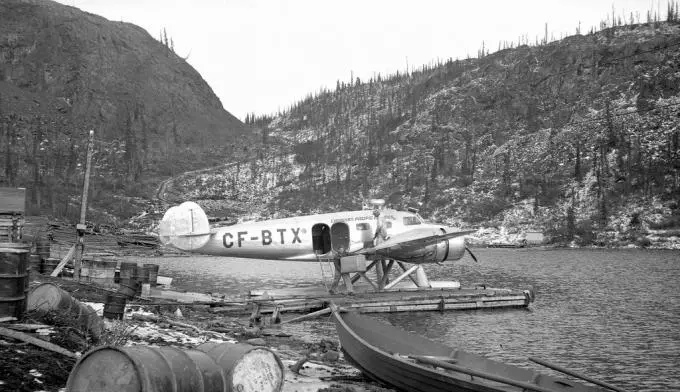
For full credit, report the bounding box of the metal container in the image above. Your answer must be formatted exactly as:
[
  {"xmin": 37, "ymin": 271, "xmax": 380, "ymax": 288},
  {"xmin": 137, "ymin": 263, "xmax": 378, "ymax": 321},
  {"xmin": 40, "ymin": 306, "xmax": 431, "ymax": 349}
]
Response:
[
  {"xmin": 143, "ymin": 263, "xmax": 160, "ymax": 286},
  {"xmin": 132, "ymin": 265, "xmax": 145, "ymax": 295},
  {"xmin": 140, "ymin": 264, "xmax": 151, "ymax": 284},
  {"xmin": 119, "ymin": 262, "xmax": 137, "ymax": 282},
  {"xmin": 197, "ymin": 342, "xmax": 285, "ymax": 392},
  {"xmin": 0, "ymin": 244, "xmax": 29, "ymax": 319},
  {"xmin": 116, "ymin": 279, "xmax": 140, "ymax": 300},
  {"xmin": 67, "ymin": 345, "xmax": 227, "ymax": 392},
  {"xmin": 103, "ymin": 294, "xmax": 126, "ymax": 320},
  {"xmin": 26, "ymin": 283, "xmax": 103, "ymax": 340}
]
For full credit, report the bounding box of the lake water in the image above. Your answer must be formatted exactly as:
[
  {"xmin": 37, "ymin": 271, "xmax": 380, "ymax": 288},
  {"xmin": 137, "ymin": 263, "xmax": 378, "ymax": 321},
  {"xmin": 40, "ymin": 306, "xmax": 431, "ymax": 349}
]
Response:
[{"xmin": 123, "ymin": 248, "xmax": 680, "ymax": 391}]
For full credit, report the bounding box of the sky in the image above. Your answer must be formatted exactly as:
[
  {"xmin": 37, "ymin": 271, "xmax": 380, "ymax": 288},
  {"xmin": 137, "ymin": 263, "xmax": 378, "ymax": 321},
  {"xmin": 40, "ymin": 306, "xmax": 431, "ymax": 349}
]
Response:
[{"xmin": 56, "ymin": 0, "xmax": 668, "ymax": 121}]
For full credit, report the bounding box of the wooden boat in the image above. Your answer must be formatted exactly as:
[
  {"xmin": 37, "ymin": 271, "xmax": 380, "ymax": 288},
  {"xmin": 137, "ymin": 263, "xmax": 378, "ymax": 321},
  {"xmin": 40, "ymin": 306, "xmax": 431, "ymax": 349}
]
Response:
[{"xmin": 331, "ymin": 305, "xmax": 625, "ymax": 392}]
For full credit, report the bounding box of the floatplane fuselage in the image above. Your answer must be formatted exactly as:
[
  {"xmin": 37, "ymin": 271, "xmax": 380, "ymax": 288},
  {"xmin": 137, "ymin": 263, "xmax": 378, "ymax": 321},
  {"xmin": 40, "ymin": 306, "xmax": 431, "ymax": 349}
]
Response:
[{"xmin": 159, "ymin": 201, "xmax": 475, "ymax": 292}]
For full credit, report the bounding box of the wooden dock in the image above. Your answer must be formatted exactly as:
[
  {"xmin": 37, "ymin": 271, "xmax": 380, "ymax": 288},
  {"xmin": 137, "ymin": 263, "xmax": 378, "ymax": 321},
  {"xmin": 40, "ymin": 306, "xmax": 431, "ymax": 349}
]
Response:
[
  {"xmin": 128, "ymin": 280, "xmax": 535, "ymax": 323},
  {"xmin": 244, "ymin": 281, "xmax": 535, "ymax": 319}
]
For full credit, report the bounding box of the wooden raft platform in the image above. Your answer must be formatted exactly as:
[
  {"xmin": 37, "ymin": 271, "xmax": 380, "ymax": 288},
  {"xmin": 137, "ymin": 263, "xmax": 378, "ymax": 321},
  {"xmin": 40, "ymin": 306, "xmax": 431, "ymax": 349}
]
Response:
[
  {"xmin": 246, "ymin": 282, "xmax": 535, "ymax": 316},
  {"xmin": 130, "ymin": 282, "xmax": 534, "ymax": 320}
]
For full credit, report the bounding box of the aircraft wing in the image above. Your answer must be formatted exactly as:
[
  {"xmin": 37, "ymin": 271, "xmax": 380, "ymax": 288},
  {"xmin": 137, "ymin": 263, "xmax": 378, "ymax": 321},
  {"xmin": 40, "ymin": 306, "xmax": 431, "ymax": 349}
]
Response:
[{"xmin": 357, "ymin": 229, "xmax": 477, "ymax": 254}]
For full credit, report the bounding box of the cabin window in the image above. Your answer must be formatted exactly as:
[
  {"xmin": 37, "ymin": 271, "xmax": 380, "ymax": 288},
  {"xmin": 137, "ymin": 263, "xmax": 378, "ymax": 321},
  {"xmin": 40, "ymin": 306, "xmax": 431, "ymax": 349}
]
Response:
[
  {"xmin": 403, "ymin": 216, "xmax": 421, "ymax": 226},
  {"xmin": 356, "ymin": 223, "xmax": 371, "ymax": 231}
]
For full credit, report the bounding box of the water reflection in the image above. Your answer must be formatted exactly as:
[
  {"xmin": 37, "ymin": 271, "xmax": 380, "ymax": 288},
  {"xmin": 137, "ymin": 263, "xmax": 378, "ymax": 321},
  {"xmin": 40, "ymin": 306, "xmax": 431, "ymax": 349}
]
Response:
[{"xmin": 122, "ymin": 249, "xmax": 680, "ymax": 391}]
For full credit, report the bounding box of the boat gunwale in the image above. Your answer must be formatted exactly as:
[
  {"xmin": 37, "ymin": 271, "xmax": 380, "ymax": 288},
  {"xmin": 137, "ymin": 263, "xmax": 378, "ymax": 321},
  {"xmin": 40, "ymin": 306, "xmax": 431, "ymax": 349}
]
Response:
[{"xmin": 333, "ymin": 309, "xmax": 515, "ymax": 392}]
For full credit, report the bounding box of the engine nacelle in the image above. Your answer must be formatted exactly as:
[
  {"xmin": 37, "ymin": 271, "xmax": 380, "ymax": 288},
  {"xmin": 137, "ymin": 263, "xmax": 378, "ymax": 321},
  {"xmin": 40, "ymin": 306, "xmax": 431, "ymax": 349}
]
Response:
[{"xmin": 374, "ymin": 235, "xmax": 467, "ymax": 264}]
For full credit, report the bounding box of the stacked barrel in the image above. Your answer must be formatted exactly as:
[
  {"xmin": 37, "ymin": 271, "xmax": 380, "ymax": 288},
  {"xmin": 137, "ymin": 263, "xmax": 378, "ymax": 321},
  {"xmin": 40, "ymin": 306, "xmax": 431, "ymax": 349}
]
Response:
[
  {"xmin": 102, "ymin": 262, "xmax": 159, "ymax": 320},
  {"xmin": 0, "ymin": 243, "xmax": 30, "ymax": 319}
]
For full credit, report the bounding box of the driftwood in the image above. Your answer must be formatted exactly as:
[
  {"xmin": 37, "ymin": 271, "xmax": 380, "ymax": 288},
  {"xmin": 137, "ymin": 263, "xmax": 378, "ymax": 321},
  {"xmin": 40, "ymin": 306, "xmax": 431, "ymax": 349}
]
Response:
[
  {"xmin": 0, "ymin": 326, "xmax": 78, "ymax": 358},
  {"xmin": 130, "ymin": 313, "xmax": 230, "ymax": 340}
]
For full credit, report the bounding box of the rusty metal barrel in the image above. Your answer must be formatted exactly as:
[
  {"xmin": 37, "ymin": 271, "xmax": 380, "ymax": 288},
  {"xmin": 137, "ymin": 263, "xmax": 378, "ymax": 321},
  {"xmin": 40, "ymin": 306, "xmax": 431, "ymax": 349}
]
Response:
[
  {"xmin": 143, "ymin": 263, "xmax": 160, "ymax": 286},
  {"xmin": 67, "ymin": 345, "xmax": 228, "ymax": 392},
  {"xmin": 139, "ymin": 264, "xmax": 151, "ymax": 284},
  {"xmin": 0, "ymin": 244, "xmax": 30, "ymax": 319},
  {"xmin": 26, "ymin": 283, "xmax": 103, "ymax": 340},
  {"xmin": 119, "ymin": 262, "xmax": 137, "ymax": 281},
  {"xmin": 118, "ymin": 262, "xmax": 142, "ymax": 296},
  {"xmin": 116, "ymin": 279, "xmax": 140, "ymax": 300},
  {"xmin": 103, "ymin": 293, "xmax": 126, "ymax": 320},
  {"xmin": 132, "ymin": 265, "xmax": 145, "ymax": 295},
  {"xmin": 197, "ymin": 342, "xmax": 285, "ymax": 392}
]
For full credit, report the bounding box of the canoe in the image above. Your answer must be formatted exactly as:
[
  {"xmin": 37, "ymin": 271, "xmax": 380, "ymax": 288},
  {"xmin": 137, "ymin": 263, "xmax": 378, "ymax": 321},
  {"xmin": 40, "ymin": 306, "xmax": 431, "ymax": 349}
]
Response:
[{"xmin": 331, "ymin": 306, "xmax": 618, "ymax": 392}]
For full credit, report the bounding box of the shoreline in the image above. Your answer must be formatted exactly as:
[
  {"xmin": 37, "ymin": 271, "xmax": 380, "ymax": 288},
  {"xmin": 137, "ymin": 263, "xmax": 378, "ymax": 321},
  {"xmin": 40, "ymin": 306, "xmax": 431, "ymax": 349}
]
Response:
[{"xmin": 0, "ymin": 274, "xmax": 389, "ymax": 392}]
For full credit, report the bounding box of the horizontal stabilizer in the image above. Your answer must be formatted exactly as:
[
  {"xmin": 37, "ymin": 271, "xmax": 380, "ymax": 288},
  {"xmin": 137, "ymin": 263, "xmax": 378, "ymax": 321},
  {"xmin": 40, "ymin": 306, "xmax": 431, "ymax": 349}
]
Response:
[{"xmin": 177, "ymin": 232, "xmax": 214, "ymax": 238}]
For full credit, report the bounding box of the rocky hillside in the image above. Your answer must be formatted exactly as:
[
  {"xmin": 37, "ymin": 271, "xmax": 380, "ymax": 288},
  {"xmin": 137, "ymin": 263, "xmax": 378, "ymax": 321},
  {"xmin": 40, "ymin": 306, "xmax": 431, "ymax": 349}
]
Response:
[
  {"xmin": 164, "ymin": 18, "xmax": 680, "ymax": 248},
  {"xmin": 0, "ymin": 0, "xmax": 247, "ymax": 220}
]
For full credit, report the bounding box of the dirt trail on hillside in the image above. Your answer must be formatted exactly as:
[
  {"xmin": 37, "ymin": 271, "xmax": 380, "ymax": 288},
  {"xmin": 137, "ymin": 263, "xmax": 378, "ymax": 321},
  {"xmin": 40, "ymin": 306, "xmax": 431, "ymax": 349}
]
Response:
[{"xmin": 154, "ymin": 162, "xmax": 234, "ymax": 204}]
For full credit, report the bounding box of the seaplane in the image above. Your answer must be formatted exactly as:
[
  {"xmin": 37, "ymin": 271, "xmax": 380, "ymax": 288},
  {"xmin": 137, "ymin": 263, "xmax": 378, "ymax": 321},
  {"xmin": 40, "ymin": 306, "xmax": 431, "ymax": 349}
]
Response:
[{"xmin": 158, "ymin": 199, "xmax": 477, "ymax": 293}]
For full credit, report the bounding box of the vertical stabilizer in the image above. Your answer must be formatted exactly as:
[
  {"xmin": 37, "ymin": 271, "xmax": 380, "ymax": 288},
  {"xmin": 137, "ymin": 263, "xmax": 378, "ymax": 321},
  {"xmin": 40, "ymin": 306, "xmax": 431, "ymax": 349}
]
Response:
[{"xmin": 158, "ymin": 201, "xmax": 211, "ymax": 251}]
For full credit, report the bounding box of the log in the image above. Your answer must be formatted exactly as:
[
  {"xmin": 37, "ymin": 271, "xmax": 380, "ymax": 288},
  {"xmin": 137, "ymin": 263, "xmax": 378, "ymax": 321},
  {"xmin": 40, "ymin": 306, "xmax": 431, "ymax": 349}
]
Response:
[{"xmin": 0, "ymin": 326, "xmax": 78, "ymax": 358}]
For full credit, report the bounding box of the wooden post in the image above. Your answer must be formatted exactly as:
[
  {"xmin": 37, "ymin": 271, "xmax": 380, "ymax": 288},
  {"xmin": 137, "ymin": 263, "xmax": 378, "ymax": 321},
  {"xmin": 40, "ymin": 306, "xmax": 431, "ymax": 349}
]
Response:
[{"xmin": 74, "ymin": 130, "xmax": 94, "ymax": 281}]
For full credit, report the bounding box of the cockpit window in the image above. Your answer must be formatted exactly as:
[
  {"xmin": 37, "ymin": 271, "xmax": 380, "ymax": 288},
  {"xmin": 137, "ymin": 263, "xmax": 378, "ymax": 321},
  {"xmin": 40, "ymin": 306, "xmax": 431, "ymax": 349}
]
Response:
[{"xmin": 403, "ymin": 216, "xmax": 421, "ymax": 226}]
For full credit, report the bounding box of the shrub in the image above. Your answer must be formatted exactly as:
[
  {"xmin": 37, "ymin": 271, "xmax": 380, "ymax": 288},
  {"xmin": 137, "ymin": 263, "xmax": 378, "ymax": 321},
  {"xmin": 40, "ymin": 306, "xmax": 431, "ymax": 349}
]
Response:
[
  {"xmin": 574, "ymin": 219, "xmax": 595, "ymax": 246},
  {"xmin": 635, "ymin": 236, "xmax": 652, "ymax": 248},
  {"xmin": 648, "ymin": 214, "xmax": 680, "ymax": 229}
]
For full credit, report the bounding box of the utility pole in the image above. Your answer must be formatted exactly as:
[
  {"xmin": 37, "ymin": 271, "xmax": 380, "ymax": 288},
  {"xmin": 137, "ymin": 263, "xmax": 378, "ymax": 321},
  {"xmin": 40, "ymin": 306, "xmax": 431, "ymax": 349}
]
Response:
[{"xmin": 73, "ymin": 130, "xmax": 94, "ymax": 280}]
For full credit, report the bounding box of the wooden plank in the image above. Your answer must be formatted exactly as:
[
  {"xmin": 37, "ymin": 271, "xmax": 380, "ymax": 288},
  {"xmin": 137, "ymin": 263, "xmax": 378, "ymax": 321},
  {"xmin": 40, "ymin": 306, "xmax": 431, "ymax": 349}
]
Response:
[
  {"xmin": 0, "ymin": 326, "xmax": 78, "ymax": 358},
  {"xmin": 3, "ymin": 323, "xmax": 52, "ymax": 331},
  {"xmin": 280, "ymin": 307, "xmax": 332, "ymax": 324},
  {"xmin": 0, "ymin": 188, "xmax": 26, "ymax": 214}
]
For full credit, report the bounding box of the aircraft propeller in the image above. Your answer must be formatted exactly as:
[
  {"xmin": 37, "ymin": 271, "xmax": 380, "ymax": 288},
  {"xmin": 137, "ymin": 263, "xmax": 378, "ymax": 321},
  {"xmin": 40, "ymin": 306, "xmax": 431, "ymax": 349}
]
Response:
[{"xmin": 465, "ymin": 246, "xmax": 479, "ymax": 262}]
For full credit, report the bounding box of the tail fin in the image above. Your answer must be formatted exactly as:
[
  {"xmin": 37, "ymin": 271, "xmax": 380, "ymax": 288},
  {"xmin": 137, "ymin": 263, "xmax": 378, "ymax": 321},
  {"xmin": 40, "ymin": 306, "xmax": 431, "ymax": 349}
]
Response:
[{"xmin": 158, "ymin": 201, "xmax": 212, "ymax": 251}]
